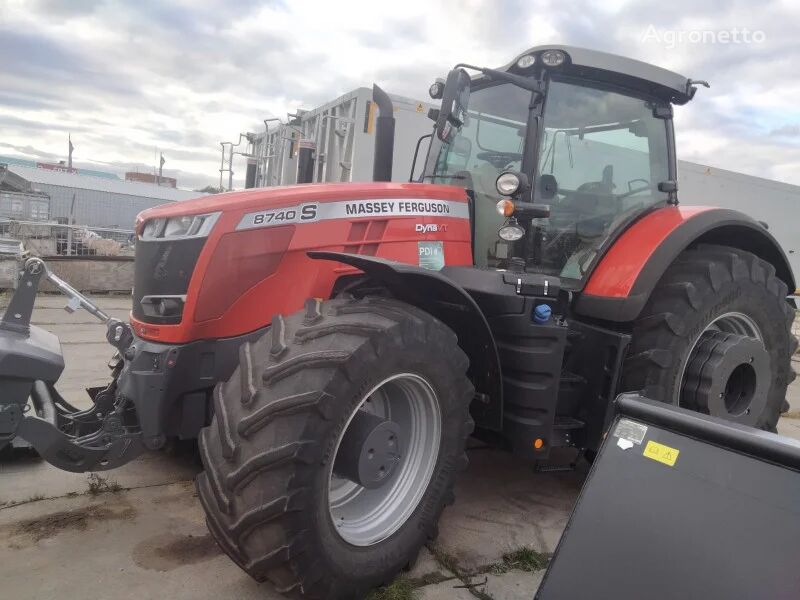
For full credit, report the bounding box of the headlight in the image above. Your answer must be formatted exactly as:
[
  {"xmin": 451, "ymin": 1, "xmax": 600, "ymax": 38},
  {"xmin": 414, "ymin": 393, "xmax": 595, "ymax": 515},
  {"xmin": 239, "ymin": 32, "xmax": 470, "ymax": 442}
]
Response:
[
  {"xmin": 164, "ymin": 216, "xmax": 194, "ymax": 237},
  {"xmin": 139, "ymin": 212, "xmax": 220, "ymax": 241},
  {"xmin": 516, "ymin": 54, "xmax": 536, "ymax": 69},
  {"xmin": 496, "ymin": 172, "xmax": 521, "ymax": 196},
  {"xmin": 499, "ymin": 220, "xmax": 525, "ymax": 241},
  {"xmin": 142, "ymin": 218, "xmax": 166, "ymax": 239},
  {"xmin": 541, "ymin": 50, "xmax": 566, "ymax": 67}
]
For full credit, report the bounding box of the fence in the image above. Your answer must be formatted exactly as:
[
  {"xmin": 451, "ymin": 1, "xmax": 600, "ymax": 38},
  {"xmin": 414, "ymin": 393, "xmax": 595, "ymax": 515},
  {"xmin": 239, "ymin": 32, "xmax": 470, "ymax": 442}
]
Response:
[{"xmin": 0, "ymin": 219, "xmax": 135, "ymax": 257}]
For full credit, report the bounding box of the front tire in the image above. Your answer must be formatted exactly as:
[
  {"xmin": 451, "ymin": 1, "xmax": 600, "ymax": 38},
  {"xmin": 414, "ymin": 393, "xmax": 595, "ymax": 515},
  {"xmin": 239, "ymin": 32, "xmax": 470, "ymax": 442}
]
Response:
[
  {"xmin": 623, "ymin": 244, "xmax": 797, "ymax": 431},
  {"xmin": 196, "ymin": 297, "xmax": 473, "ymax": 598}
]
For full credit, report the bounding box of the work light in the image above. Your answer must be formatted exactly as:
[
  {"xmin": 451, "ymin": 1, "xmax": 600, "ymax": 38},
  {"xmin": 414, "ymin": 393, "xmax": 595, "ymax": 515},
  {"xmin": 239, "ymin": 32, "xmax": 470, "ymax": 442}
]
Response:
[
  {"xmin": 499, "ymin": 219, "xmax": 525, "ymax": 241},
  {"xmin": 541, "ymin": 50, "xmax": 566, "ymax": 67},
  {"xmin": 429, "ymin": 80, "xmax": 445, "ymax": 99},
  {"xmin": 516, "ymin": 54, "xmax": 536, "ymax": 69}
]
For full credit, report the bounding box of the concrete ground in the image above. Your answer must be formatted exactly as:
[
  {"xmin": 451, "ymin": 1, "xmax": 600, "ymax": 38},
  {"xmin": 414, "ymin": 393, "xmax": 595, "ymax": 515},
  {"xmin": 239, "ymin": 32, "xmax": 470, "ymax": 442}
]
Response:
[{"xmin": 0, "ymin": 295, "xmax": 798, "ymax": 599}]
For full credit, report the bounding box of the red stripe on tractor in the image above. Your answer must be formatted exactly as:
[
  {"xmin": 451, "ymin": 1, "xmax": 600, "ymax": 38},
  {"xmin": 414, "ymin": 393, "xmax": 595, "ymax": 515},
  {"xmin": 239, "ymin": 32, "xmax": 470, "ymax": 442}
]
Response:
[{"xmin": 583, "ymin": 205, "xmax": 715, "ymax": 298}]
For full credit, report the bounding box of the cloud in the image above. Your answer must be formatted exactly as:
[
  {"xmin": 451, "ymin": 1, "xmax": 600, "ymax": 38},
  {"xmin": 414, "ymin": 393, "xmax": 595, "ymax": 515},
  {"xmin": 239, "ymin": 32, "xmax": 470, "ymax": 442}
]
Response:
[
  {"xmin": 771, "ymin": 124, "xmax": 800, "ymax": 138},
  {"xmin": 1, "ymin": 0, "xmax": 799, "ymax": 189}
]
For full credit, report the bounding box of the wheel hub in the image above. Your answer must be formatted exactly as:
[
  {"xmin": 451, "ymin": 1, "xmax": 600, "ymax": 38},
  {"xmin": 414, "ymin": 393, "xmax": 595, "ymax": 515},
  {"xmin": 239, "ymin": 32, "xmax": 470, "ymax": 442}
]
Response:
[
  {"xmin": 681, "ymin": 330, "xmax": 770, "ymax": 425},
  {"xmin": 332, "ymin": 411, "xmax": 402, "ymax": 489}
]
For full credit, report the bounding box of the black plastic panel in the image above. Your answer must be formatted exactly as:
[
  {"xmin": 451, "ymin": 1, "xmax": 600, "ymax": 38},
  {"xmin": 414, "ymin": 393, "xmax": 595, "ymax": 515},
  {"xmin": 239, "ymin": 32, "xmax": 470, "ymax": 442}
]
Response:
[
  {"xmin": 132, "ymin": 238, "xmax": 205, "ymax": 324},
  {"xmin": 443, "ymin": 265, "xmax": 569, "ymax": 456},
  {"xmin": 117, "ymin": 325, "xmax": 268, "ymax": 440},
  {"xmin": 537, "ymin": 395, "xmax": 800, "ymax": 599},
  {"xmin": 491, "ymin": 304, "xmax": 567, "ymax": 459},
  {"xmin": 562, "ymin": 320, "xmax": 630, "ymax": 450}
]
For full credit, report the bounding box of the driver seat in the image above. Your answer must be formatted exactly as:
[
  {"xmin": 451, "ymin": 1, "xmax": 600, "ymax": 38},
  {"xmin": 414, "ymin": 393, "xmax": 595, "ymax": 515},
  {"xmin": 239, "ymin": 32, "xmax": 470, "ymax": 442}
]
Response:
[{"xmin": 559, "ymin": 164, "xmax": 617, "ymax": 226}]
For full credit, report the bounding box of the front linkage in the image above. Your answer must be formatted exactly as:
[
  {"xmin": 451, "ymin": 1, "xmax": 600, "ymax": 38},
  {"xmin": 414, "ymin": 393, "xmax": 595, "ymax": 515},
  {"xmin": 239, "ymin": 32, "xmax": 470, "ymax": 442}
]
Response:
[{"xmin": 0, "ymin": 257, "xmax": 142, "ymax": 472}]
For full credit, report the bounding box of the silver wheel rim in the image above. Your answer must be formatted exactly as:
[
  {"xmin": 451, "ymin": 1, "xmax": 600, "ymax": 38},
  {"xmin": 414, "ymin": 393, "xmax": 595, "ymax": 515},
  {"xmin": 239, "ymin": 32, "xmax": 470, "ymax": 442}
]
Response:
[
  {"xmin": 328, "ymin": 373, "xmax": 441, "ymax": 547},
  {"xmin": 676, "ymin": 311, "xmax": 763, "ymax": 404}
]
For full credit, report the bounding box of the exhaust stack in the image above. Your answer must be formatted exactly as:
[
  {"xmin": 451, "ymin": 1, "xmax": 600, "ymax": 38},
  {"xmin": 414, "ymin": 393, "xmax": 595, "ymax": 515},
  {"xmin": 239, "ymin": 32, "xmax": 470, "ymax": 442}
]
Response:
[{"xmin": 372, "ymin": 84, "xmax": 395, "ymax": 182}]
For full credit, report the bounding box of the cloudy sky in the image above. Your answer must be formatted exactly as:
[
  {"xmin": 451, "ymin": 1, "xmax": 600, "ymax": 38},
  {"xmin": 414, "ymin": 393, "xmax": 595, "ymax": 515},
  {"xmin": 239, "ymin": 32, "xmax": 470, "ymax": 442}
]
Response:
[{"xmin": 1, "ymin": 0, "xmax": 799, "ymax": 190}]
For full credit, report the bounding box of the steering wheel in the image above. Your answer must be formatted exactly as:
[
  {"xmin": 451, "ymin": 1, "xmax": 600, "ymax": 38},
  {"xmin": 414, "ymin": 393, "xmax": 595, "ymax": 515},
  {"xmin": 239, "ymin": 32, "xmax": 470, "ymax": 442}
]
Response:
[{"xmin": 476, "ymin": 151, "xmax": 523, "ymax": 169}]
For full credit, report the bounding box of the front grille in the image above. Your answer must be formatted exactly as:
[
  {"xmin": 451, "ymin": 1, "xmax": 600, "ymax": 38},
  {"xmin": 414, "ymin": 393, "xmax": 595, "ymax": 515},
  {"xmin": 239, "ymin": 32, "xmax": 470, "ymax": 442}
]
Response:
[{"xmin": 132, "ymin": 238, "xmax": 206, "ymax": 324}]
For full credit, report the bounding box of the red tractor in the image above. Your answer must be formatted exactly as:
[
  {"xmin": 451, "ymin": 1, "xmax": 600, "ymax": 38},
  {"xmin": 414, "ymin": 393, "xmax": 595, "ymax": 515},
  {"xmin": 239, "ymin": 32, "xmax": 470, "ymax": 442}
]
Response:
[{"xmin": 1, "ymin": 45, "xmax": 796, "ymax": 598}]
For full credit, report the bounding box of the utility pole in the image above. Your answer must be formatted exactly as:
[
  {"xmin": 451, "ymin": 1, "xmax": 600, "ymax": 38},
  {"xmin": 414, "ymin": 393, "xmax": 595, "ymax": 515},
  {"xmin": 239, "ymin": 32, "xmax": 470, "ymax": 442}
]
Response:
[
  {"xmin": 228, "ymin": 145, "xmax": 234, "ymax": 191},
  {"xmin": 65, "ymin": 192, "xmax": 76, "ymax": 256},
  {"xmin": 68, "ymin": 134, "xmax": 74, "ymax": 170},
  {"xmin": 158, "ymin": 153, "xmax": 165, "ymax": 186},
  {"xmin": 220, "ymin": 134, "xmax": 248, "ymax": 191},
  {"xmin": 219, "ymin": 142, "xmax": 229, "ymax": 191}
]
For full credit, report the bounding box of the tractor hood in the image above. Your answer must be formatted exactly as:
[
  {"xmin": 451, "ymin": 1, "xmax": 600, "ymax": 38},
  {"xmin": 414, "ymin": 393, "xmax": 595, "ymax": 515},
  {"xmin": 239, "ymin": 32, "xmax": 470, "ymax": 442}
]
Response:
[{"xmin": 130, "ymin": 181, "xmax": 473, "ymax": 344}]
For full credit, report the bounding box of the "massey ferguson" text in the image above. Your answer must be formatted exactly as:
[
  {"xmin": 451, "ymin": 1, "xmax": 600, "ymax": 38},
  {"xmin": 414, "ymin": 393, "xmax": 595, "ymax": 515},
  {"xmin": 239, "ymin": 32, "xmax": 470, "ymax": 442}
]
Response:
[{"xmin": 344, "ymin": 201, "xmax": 451, "ymax": 216}]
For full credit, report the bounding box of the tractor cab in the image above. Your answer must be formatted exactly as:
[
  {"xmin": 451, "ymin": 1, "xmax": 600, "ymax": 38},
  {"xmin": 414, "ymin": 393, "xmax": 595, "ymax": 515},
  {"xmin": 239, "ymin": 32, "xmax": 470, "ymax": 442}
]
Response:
[{"xmin": 423, "ymin": 45, "xmax": 703, "ymax": 287}]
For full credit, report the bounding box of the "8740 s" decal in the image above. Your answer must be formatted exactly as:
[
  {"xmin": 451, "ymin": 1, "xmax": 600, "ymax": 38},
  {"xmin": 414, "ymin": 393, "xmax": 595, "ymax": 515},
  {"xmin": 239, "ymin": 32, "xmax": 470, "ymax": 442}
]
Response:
[
  {"xmin": 236, "ymin": 198, "xmax": 469, "ymax": 231},
  {"xmin": 249, "ymin": 205, "xmax": 318, "ymax": 227}
]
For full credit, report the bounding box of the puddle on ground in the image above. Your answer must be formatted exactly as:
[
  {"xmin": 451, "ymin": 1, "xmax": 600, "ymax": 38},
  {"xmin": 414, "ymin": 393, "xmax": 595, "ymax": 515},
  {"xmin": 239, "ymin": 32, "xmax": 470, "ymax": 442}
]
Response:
[{"xmin": 132, "ymin": 532, "xmax": 220, "ymax": 571}]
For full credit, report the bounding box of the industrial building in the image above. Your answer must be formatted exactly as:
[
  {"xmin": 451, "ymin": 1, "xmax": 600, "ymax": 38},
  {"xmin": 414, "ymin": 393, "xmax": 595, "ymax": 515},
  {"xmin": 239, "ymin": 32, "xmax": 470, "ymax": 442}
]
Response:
[
  {"xmin": 125, "ymin": 171, "xmax": 178, "ymax": 188},
  {"xmin": 0, "ymin": 156, "xmax": 198, "ymax": 229}
]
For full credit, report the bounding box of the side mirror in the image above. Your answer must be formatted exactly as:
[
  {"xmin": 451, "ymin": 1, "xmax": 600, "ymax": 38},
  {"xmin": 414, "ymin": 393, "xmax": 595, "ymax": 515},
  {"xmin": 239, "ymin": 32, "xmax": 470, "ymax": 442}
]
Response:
[{"xmin": 435, "ymin": 68, "xmax": 471, "ymax": 143}]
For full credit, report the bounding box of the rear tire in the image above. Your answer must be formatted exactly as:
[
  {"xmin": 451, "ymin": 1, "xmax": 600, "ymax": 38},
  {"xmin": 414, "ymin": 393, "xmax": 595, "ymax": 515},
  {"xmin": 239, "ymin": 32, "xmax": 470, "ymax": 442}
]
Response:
[
  {"xmin": 196, "ymin": 297, "xmax": 474, "ymax": 598},
  {"xmin": 623, "ymin": 244, "xmax": 797, "ymax": 431}
]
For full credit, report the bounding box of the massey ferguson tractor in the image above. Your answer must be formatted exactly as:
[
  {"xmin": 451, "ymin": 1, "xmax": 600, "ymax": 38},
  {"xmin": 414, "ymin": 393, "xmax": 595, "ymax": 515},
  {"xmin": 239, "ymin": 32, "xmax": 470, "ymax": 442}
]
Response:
[{"xmin": 1, "ymin": 45, "xmax": 796, "ymax": 598}]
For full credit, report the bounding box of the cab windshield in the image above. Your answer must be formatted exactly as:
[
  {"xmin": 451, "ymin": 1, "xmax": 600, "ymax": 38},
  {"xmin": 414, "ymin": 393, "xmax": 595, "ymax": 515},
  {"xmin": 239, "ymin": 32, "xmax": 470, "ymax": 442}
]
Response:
[
  {"xmin": 532, "ymin": 79, "xmax": 670, "ymax": 283},
  {"xmin": 425, "ymin": 82, "xmax": 531, "ymax": 267},
  {"xmin": 424, "ymin": 77, "xmax": 670, "ymax": 281}
]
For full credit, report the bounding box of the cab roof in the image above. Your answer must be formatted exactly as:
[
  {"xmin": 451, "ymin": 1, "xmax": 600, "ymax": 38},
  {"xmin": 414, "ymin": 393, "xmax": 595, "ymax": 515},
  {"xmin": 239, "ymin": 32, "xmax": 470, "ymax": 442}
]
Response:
[{"xmin": 496, "ymin": 45, "xmax": 698, "ymax": 105}]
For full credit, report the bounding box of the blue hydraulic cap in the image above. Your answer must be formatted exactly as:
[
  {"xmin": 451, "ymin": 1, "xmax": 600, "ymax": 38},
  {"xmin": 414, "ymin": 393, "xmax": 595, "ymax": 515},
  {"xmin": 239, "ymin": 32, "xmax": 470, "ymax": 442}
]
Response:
[{"xmin": 533, "ymin": 304, "xmax": 552, "ymax": 324}]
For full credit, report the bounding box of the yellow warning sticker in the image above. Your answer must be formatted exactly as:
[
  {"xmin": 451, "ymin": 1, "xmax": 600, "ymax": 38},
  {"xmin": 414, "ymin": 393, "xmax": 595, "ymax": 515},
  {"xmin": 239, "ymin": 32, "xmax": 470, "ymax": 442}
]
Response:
[{"xmin": 643, "ymin": 440, "xmax": 680, "ymax": 467}]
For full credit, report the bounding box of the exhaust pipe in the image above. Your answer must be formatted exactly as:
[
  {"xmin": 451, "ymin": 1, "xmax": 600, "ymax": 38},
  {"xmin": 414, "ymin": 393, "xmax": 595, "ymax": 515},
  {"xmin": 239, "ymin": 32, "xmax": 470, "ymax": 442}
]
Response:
[{"xmin": 372, "ymin": 84, "xmax": 395, "ymax": 182}]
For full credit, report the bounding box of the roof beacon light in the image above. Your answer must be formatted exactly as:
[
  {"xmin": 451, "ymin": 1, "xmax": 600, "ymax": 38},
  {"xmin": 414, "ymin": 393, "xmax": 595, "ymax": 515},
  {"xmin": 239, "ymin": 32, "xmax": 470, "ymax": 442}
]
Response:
[
  {"xmin": 516, "ymin": 54, "xmax": 536, "ymax": 69},
  {"xmin": 541, "ymin": 49, "xmax": 566, "ymax": 67}
]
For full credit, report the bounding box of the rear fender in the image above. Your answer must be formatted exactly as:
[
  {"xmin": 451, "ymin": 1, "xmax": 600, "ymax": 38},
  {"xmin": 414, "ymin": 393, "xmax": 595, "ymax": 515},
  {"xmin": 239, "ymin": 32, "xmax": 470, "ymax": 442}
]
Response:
[
  {"xmin": 575, "ymin": 206, "xmax": 796, "ymax": 322},
  {"xmin": 309, "ymin": 251, "xmax": 503, "ymax": 431}
]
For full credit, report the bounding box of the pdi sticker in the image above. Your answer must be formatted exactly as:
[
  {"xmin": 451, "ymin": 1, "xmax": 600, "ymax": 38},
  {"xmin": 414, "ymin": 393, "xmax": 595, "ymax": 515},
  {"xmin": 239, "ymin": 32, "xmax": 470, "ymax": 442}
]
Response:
[{"xmin": 418, "ymin": 241, "xmax": 444, "ymax": 271}]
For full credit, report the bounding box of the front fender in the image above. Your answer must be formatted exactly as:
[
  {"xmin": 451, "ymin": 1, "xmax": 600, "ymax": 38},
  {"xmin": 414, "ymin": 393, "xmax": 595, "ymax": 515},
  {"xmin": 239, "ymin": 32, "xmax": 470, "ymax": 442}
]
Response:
[
  {"xmin": 308, "ymin": 251, "xmax": 503, "ymax": 431},
  {"xmin": 576, "ymin": 206, "xmax": 796, "ymax": 322}
]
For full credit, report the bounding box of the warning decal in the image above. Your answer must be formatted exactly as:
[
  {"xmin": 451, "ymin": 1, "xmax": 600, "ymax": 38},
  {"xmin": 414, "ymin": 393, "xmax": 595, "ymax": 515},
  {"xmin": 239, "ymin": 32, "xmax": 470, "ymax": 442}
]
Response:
[{"xmin": 643, "ymin": 440, "xmax": 680, "ymax": 467}]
